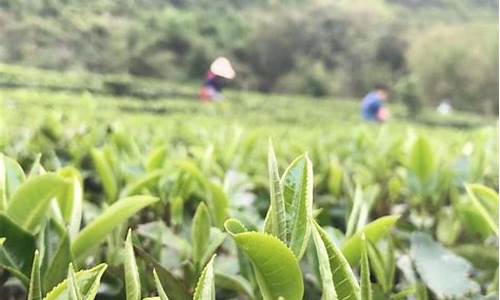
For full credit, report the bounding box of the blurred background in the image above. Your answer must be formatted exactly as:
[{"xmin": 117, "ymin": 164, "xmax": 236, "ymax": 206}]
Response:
[
  {"xmin": 0, "ymin": 1, "xmax": 499, "ymax": 299},
  {"xmin": 0, "ymin": 0, "xmax": 498, "ymax": 114}
]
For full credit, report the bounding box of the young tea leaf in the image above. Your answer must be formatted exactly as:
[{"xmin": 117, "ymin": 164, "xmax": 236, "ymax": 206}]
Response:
[
  {"xmin": 360, "ymin": 235, "xmax": 372, "ymax": 300},
  {"xmin": 124, "ymin": 229, "xmax": 141, "ymax": 300},
  {"xmin": 465, "ymin": 183, "xmax": 499, "ymax": 236},
  {"xmin": 342, "ymin": 215, "xmax": 399, "ymax": 266},
  {"xmin": 71, "ymin": 196, "xmax": 158, "ymax": 262},
  {"xmin": 27, "ymin": 250, "xmax": 42, "ymax": 300},
  {"xmin": 192, "ymin": 202, "xmax": 211, "ymax": 269},
  {"xmin": 153, "ymin": 269, "xmax": 170, "ymax": 300},
  {"xmin": 312, "ymin": 221, "xmax": 360, "ymax": 300},
  {"xmin": 6, "ymin": 173, "xmax": 68, "ymax": 233},
  {"xmin": 264, "ymin": 142, "xmax": 287, "ymax": 242},
  {"xmin": 91, "ymin": 148, "xmax": 117, "ymax": 203},
  {"xmin": 193, "ymin": 255, "xmax": 216, "ymax": 300},
  {"xmin": 281, "ymin": 153, "xmax": 313, "ymax": 259},
  {"xmin": 44, "ymin": 263, "xmax": 107, "ymax": 300},
  {"xmin": 225, "ymin": 218, "xmax": 304, "ymax": 300},
  {"xmin": 67, "ymin": 263, "xmax": 83, "ymax": 300},
  {"xmin": 311, "ymin": 221, "xmax": 338, "ymax": 300}
]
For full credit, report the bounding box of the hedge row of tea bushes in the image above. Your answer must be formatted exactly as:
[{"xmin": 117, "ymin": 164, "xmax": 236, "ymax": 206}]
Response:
[{"xmin": 0, "ymin": 84, "xmax": 498, "ymax": 299}]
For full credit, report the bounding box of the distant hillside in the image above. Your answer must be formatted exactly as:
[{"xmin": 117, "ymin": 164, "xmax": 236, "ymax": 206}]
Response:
[{"xmin": 0, "ymin": 0, "xmax": 497, "ymax": 113}]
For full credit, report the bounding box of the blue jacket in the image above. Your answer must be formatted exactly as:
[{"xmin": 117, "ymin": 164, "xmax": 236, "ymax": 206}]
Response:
[{"xmin": 362, "ymin": 92, "xmax": 382, "ymax": 121}]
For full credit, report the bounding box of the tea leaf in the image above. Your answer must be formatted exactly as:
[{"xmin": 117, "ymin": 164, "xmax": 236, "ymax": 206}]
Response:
[
  {"xmin": 410, "ymin": 232, "xmax": 479, "ymax": 299},
  {"xmin": 146, "ymin": 146, "xmax": 168, "ymax": 171},
  {"xmin": 153, "ymin": 269, "xmax": 170, "ymax": 300},
  {"xmin": 43, "ymin": 263, "xmax": 107, "ymax": 300},
  {"xmin": 367, "ymin": 240, "xmax": 389, "ymax": 293},
  {"xmin": 342, "ymin": 215, "xmax": 399, "ymax": 266},
  {"xmin": 360, "ymin": 235, "xmax": 372, "ymax": 300},
  {"xmin": 41, "ymin": 220, "xmax": 72, "ymax": 294},
  {"xmin": 281, "ymin": 153, "xmax": 313, "ymax": 259},
  {"xmin": 0, "ymin": 153, "xmax": 26, "ymax": 210},
  {"xmin": 408, "ymin": 136, "xmax": 436, "ymax": 184},
  {"xmin": 121, "ymin": 170, "xmax": 163, "ymax": 197},
  {"xmin": 124, "ymin": 229, "xmax": 141, "ymax": 300},
  {"xmin": 0, "ymin": 212, "xmax": 36, "ymax": 285},
  {"xmin": 214, "ymin": 272, "xmax": 254, "ymax": 299},
  {"xmin": 67, "ymin": 263, "xmax": 83, "ymax": 300},
  {"xmin": 225, "ymin": 218, "xmax": 304, "ymax": 300},
  {"xmin": 465, "ymin": 183, "xmax": 498, "ymax": 236},
  {"xmin": 193, "ymin": 255, "xmax": 216, "ymax": 300},
  {"xmin": 134, "ymin": 246, "xmax": 191, "ymax": 300},
  {"xmin": 264, "ymin": 142, "xmax": 287, "ymax": 242},
  {"xmin": 71, "ymin": 196, "xmax": 158, "ymax": 261},
  {"xmin": 7, "ymin": 173, "xmax": 68, "ymax": 233},
  {"xmin": 91, "ymin": 148, "xmax": 117, "ymax": 203},
  {"xmin": 312, "ymin": 221, "xmax": 360, "ymax": 300},
  {"xmin": 192, "ymin": 202, "xmax": 211, "ymax": 270},
  {"xmin": 57, "ymin": 167, "xmax": 83, "ymax": 240},
  {"xmin": 311, "ymin": 221, "xmax": 338, "ymax": 300},
  {"xmin": 28, "ymin": 250, "xmax": 42, "ymax": 300}
]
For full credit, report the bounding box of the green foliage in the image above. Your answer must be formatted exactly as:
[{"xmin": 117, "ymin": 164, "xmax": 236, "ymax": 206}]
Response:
[
  {"xmin": 124, "ymin": 229, "xmax": 141, "ymax": 300},
  {"xmin": 312, "ymin": 221, "xmax": 360, "ymax": 300},
  {"xmin": 193, "ymin": 255, "xmax": 216, "ymax": 300},
  {"xmin": 6, "ymin": 173, "xmax": 68, "ymax": 233},
  {"xmin": 395, "ymin": 75, "xmax": 422, "ymax": 117},
  {"xmin": 264, "ymin": 142, "xmax": 287, "ymax": 242},
  {"xmin": 27, "ymin": 250, "xmax": 42, "ymax": 300},
  {"xmin": 191, "ymin": 202, "xmax": 211, "ymax": 271},
  {"xmin": 465, "ymin": 184, "xmax": 499, "ymax": 236},
  {"xmin": 0, "ymin": 1, "xmax": 496, "ymax": 103},
  {"xmin": 71, "ymin": 196, "xmax": 158, "ymax": 261},
  {"xmin": 342, "ymin": 215, "xmax": 400, "ymax": 266},
  {"xmin": 225, "ymin": 219, "xmax": 304, "ymax": 300},
  {"xmin": 90, "ymin": 148, "xmax": 118, "ymax": 203},
  {"xmin": 0, "ymin": 213, "xmax": 36, "ymax": 284},
  {"xmin": 153, "ymin": 269, "xmax": 170, "ymax": 300},
  {"xmin": 43, "ymin": 264, "xmax": 107, "ymax": 300},
  {"xmin": 0, "ymin": 78, "xmax": 497, "ymax": 299},
  {"xmin": 360, "ymin": 235, "xmax": 372, "ymax": 300}
]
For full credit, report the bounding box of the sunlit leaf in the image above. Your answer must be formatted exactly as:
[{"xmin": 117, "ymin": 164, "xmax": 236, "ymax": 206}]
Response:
[
  {"xmin": 7, "ymin": 173, "xmax": 68, "ymax": 233},
  {"xmin": 193, "ymin": 255, "xmax": 216, "ymax": 300},
  {"xmin": 67, "ymin": 263, "xmax": 83, "ymax": 300},
  {"xmin": 91, "ymin": 148, "xmax": 117, "ymax": 203},
  {"xmin": 264, "ymin": 142, "xmax": 287, "ymax": 242},
  {"xmin": 225, "ymin": 218, "xmax": 304, "ymax": 300},
  {"xmin": 311, "ymin": 221, "xmax": 338, "ymax": 300},
  {"xmin": 124, "ymin": 229, "xmax": 141, "ymax": 300},
  {"xmin": 71, "ymin": 196, "xmax": 158, "ymax": 261},
  {"xmin": 465, "ymin": 183, "xmax": 498, "ymax": 236},
  {"xmin": 312, "ymin": 221, "xmax": 360, "ymax": 300},
  {"xmin": 281, "ymin": 153, "xmax": 313, "ymax": 259},
  {"xmin": 43, "ymin": 263, "xmax": 107, "ymax": 300},
  {"xmin": 192, "ymin": 202, "xmax": 210, "ymax": 270},
  {"xmin": 342, "ymin": 215, "xmax": 399, "ymax": 266},
  {"xmin": 153, "ymin": 269, "xmax": 170, "ymax": 300}
]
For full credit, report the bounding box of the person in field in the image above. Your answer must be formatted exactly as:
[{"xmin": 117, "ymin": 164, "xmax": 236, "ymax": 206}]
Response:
[
  {"xmin": 361, "ymin": 84, "xmax": 390, "ymax": 122},
  {"xmin": 200, "ymin": 57, "xmax": 235, "ymax": 102}
]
